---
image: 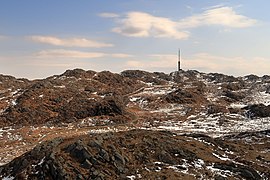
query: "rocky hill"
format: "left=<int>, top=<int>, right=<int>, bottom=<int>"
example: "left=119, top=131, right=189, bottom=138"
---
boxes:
left=0, top=69, right=270, bottom=179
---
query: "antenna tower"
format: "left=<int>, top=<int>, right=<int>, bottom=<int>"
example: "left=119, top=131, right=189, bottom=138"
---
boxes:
left=178, top=49, right=181, bottom=71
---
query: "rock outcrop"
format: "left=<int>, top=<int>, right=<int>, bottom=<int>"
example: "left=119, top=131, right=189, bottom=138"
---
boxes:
left=1, top=130, right=268, bottom=179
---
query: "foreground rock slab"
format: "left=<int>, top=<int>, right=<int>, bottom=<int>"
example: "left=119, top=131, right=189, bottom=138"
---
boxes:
left=0, top=129, right=269, bottom=179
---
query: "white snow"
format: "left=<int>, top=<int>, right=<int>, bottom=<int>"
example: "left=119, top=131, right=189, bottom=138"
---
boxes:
left=230, top=103, right=247, bottom=109
left=2, top=176, right=15, bottom=180
left=10, top=89, right=20, bottom=96
left=194, top=159, right=205, bottom=168
left=252, top=91, right=270, bottom=106
left=206, top=164, right=233, bottom=178
left=150, top=104, right=185, bottom=115
left=0, top=127, right=15, bottom=138
left=126, top=175, right=136, bottom=180
left=137, top=85, right=175, bottom=96
left=212, top=153, right=231, bottom=161
left=167, top=159, right=190, bottom=174
left=11, top=99, right=17, bottom=106
left=155, top=166, right=162, bottom=172
left=80, top=118, right=112, bottom=127
left=187, top=115, right=197, bottom=119
left=168, top=165, right=182, bottom=172
left=38, top=157, right=45, bottom=165
left=152, top=113, right=270, bottom=137
left=130, top=97, right=141, bottom=102
left=54, top=85, right=65, bottom=88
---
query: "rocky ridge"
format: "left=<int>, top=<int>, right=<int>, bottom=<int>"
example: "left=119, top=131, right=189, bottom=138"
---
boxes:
left=1, top=129, right=269, bottom=179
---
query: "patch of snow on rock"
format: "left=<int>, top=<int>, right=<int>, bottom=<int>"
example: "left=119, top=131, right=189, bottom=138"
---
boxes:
left=206, top=164, right=233, bottom=178
left=11, top=100, right=17, bottom=106
left=252, top=91, right=270, bottom=106
left=212, top=153, right=231, bottom=161
left=130, top=97, right=141, bottom=102
left=54, top=85, right=65, bottom=88
left=126, top=175, right=136, bottom=180
left=2, top=176, right=15, bottom=180
left=230, top=103, right=247, bottom=109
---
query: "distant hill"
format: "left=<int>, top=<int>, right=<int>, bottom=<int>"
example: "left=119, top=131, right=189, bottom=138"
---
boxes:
left=1, top=69, right=270, bottom=127
left=0, top=69, right=269, bottom=179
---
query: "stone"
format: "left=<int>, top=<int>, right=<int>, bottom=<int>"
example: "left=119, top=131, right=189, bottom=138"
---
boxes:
left=157, top=150, right=175, bottom=164
left=82, top=159, right=92, bottom=169
left=99, top=149, right=110, bottom=162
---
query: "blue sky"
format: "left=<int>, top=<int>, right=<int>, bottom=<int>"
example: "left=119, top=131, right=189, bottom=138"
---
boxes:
left=0, top=0, right=269, bottom=79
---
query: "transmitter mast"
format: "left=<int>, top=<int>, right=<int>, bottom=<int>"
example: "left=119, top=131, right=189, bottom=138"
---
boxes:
left=178, top=49, right=181, bottom=71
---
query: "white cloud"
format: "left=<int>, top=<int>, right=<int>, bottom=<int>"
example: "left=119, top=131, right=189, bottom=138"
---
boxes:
left=179, top=6, right=257, bottom=29
left=110, top=53, right=133, bottom=58
left=99, top=13, right=119, bottom=18
left=35, top=49, right=105, bottom=59
left=106, top=6, right=257, bottom=39
left=202, top=4, right=225, bottom=10
left=34, top=49, right=133, bottom=59
left=30, top=36, right=114, bottom=48
left=112, top=12, right=190, bottom=39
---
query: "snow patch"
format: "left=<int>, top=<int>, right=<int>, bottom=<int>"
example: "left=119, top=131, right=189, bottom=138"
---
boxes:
left=252, top=91, right=270, bottom=106
left=126, top=175, right=136, bottom=180
left=194, top=159, right=205, bottom=168
left=130, top=97, right=141, bottom=102
left=212, top=153, right=231, bottom=161
left=10, top=89, right=20, bottom=96
left=206, top=164, right=233, bottom=178
left=11, top=100, right=17, bottom=106
left=54, top=85, right=65, bottom=88
left=230, top=103, right=247, bottom=109
left=2, top=176, right=15, bottom=180
left=38, top=157, right=45, bottom=165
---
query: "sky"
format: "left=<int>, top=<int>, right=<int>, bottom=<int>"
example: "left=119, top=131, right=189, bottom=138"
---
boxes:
left=0, top=0, right=270, bottom=79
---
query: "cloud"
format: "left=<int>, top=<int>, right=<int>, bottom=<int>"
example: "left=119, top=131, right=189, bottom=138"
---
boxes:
left=30, top=36, right=114, bottom=48
left=110, top=53, right=133, bottom=58
left=105, top=6, right=257, bottom=39
left=202, top=4, right=225, bottom=10
left=34, top=49, right=133, bottom=59
left=35, top=49, right=105, bottom=59
left=179, top=6, right=257, bottom=29
left=112, top=12, right=189, bottom=39
left=99, top=13, right=119, bottom=18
